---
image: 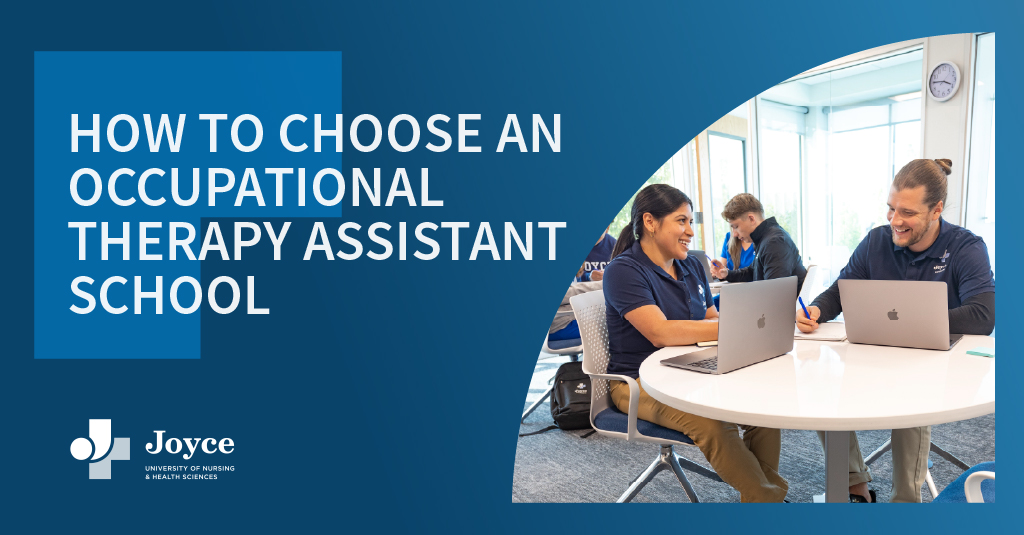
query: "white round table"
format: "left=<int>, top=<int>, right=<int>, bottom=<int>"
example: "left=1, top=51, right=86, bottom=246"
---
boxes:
left=639, top=335, right=995, bottom=502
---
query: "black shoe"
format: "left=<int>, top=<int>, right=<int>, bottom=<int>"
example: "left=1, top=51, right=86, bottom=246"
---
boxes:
left=849, top=490, right=877, bottom=503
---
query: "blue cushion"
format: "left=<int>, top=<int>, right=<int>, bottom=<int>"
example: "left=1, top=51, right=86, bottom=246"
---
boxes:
left=933, top=461, right=995, bottom=503
left=547, top=337, right=582, bottom=351
left=594, top=407, right=695, bottom=445
left=548, top=320, right=580, bottom=341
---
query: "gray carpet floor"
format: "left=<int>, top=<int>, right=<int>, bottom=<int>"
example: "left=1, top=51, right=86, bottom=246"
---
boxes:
left=513, top=353, right=995, bottom=503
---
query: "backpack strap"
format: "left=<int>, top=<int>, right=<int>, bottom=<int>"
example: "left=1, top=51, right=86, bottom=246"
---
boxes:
left=518, top=425, right=559, bottom=437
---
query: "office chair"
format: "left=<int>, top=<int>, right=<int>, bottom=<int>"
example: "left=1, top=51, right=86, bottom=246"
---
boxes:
left=570, top=290, right=723, bottom=503
left=932, top=461, right=995, bottom=503
left=864, top=438, right=971, bottom=498
left=521, top=333, right=583, bottom=424
left=687, top=250, right=713, bottom=281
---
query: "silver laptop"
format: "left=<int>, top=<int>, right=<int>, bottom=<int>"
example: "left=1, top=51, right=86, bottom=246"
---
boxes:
left=661, top=276, right=797, bottom=374
left=687, top=250, right=714, bottom=281
left=839, top=280, right=962, bottom=350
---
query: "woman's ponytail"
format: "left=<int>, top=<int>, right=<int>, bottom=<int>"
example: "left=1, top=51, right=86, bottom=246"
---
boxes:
left=611, top=217, right=638, bottom=258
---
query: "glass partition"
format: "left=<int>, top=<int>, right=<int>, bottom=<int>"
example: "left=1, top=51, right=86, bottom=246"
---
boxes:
left=965, top=33, right=995, bottom=273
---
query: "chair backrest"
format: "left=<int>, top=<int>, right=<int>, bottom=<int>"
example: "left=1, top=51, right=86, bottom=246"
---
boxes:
left=965, top=470, right=995, bottom=503
left=687, top=250, right=713, bottom=281
left=797, top=264, right=824, bottom=312
left=933, top=461, right=995, bottom=503
left=569, top=290, right=614, bottom=421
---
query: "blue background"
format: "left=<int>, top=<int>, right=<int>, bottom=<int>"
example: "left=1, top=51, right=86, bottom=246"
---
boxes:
left=0, top=0, right=1015, bottom=532
left=34, top=52, right=342, bottom=358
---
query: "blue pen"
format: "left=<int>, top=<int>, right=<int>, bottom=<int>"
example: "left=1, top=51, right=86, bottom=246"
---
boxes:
left=798, top=296, right=811, bottom=319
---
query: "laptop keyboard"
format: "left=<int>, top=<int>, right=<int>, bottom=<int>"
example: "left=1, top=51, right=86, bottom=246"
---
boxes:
left=688, top=356, right=718, bottom=371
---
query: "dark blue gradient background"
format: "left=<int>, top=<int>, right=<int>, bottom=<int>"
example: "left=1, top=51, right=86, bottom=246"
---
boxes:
left=0, top=1, right=1017, bottom=532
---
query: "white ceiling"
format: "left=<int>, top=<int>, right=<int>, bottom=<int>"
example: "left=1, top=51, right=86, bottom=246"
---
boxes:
left=762, top=49, right=924, bottom=107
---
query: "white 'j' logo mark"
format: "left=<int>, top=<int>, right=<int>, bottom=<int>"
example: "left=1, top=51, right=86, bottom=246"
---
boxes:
left=70, top=419, right=130, bottom=479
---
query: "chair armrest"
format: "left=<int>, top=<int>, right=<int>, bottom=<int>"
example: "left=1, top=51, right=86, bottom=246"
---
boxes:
left=588, top=373, right=642, bottom=441
left=965, top=471, right=995, bottom=503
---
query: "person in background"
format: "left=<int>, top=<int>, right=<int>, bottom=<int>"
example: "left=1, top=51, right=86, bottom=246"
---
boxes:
left=797, top=158, right=995, bottom=503
left=709, top=193, right=807, bottom=291
left=603, top=184, right=787, bottom=502
left=577, top=227, right=616, bottom=282
left=550, top=228, right=618, bottom=341
left=712, top=230, right=756, bottom=309
left=717, top=231, right=755, bottom=272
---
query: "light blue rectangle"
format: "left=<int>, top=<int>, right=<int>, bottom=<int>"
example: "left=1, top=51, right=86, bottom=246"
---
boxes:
left=34, top=52, right=342, bottom=358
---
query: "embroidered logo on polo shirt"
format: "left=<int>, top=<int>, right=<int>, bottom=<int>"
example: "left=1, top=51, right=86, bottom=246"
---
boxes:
left=932, top=249, right=950, bottom=274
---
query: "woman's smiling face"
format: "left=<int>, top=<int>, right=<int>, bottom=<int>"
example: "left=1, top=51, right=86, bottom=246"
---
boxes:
left=647, top=202, right=695, bottom=260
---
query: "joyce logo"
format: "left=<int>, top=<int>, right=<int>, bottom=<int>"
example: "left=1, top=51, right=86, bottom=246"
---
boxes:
left=888, top=309, right=899, bottom=320
left=146, top=430, right=235, bottom=459
left=757, top=314, right=766, bottom=329
left=70, top=419, right=130, bottom=479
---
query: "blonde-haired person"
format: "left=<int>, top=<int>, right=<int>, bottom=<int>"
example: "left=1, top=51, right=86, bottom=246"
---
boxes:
left=604, top=184, right=787, bottom=502
left=712, top=231, right=755, bottom=309
left=720, top=230, right=755, bottom=272
left=709, top=193, right=807, bottom=291
left=797, top=159, right=995, bottom=502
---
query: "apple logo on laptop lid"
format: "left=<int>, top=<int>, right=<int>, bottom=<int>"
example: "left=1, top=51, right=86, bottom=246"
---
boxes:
left=888, top=309, right=899, bottom=320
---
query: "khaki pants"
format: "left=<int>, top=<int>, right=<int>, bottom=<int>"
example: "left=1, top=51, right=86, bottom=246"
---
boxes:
left=611, top=381, right=788, bottom=502
left=815, top=427, right=930, bottom=503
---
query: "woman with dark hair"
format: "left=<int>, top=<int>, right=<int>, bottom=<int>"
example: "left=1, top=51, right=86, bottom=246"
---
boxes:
left=604, top=183, right=788, bottom=502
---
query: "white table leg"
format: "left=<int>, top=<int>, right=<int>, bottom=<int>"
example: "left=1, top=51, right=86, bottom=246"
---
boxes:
left=824, top=430, right=849, bottom=503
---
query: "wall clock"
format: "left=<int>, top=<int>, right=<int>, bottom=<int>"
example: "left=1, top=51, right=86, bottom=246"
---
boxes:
left=928, top=62, right=961, bottom=102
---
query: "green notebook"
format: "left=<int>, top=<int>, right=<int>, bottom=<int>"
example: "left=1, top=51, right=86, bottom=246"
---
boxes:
left=966, top=347, right=995, bottom=358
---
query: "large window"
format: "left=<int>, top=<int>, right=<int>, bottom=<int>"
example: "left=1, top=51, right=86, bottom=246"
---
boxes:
left=757, top=48, right=923, bottom=280
left=965, top=33, right=995, bottom=273
left=828, top=98, right=922, bottom=254
left=707, top=133, right=747, bottom=252
left=757, top=101, right=806, bottom=249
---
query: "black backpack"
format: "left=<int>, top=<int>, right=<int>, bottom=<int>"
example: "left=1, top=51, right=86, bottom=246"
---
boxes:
left=520, top=361, right=593, bottom=436
left=549, top=361, right=593, bottom=430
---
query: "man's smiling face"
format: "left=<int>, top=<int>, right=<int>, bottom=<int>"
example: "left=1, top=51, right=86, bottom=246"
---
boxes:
left=886, top=185, right=942, bottom=250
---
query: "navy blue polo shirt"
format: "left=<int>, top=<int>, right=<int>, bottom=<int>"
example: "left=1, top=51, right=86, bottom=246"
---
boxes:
left=577, top=233, right=617, bottom=282
left=604, top=241, right=714, bottom=379
left=836, top=219, right=995, bottom=308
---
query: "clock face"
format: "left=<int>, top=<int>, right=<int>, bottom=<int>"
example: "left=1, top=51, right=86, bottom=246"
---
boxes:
left=929, top=62, right=959, bottom=101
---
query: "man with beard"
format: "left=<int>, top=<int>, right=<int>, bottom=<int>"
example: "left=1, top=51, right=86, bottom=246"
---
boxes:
left=797, top=158, right=995, bottom=502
